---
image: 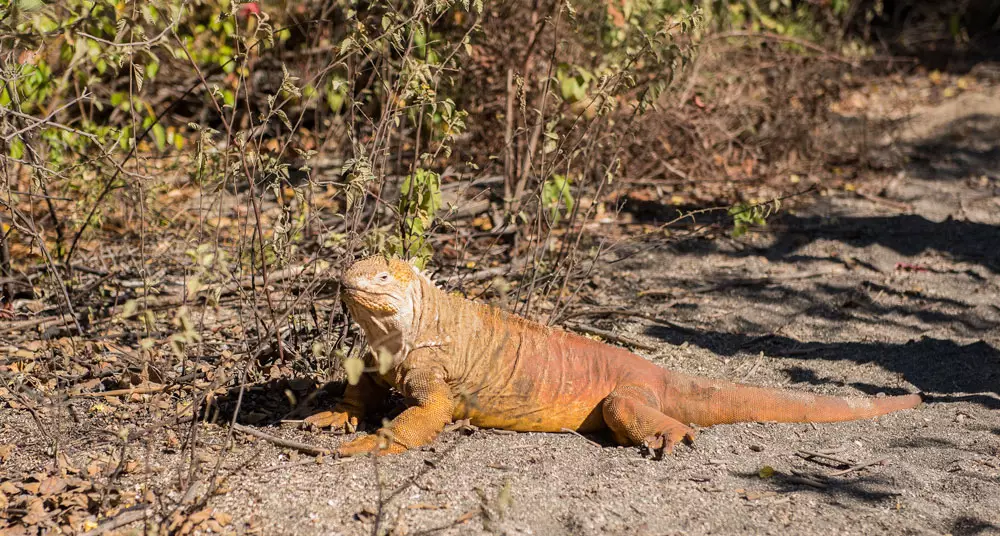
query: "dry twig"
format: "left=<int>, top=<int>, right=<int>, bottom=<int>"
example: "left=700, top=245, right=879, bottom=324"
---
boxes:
left=71, top=384, right=181, bottom=398
left=785, top=474, right=828, bottom=489
left=231, top=423, right=332, bottom=456
left=796, top=449, right=853, bottom=467
left=829, top=457, right=889, bottom=476
left=559, top=428, right=603, bottom=449
left=80, top=507, right=152, bottom=536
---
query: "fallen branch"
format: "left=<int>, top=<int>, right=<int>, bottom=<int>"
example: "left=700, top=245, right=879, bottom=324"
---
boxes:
left=70, top=371, right=204, bottom=398
left=560, top=428, right=603, bottom=449
left=129, top=414, right=197, bottom=441
left=81, top=507, right=152, bottom=536
left=829, top=456, right=888, bottom=477
left=853, top=190, right=912, bottom=212
left=231, top=423, right=332, bottom=456
left=71, top=384, right=179, bottom=398
left=0, top=315, right=66, bottom=333
left=785, top=474, right=828, bottom=489
left=796, top=449, right=853, bottom=467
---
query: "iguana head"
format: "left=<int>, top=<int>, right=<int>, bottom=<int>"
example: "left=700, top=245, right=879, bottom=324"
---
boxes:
left=340, top=256, right=419, bottom=316
left=341, top=256, right=427, bottom=354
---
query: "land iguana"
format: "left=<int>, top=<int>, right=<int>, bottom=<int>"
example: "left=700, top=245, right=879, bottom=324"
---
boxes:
left=306, top=256, right=921, bottom=457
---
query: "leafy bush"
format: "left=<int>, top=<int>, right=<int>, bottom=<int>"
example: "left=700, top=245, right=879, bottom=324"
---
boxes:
left=0, top=0, right=859, bottom=321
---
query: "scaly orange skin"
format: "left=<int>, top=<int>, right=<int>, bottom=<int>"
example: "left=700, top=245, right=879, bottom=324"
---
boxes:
left=308, top=257, right=922, bottom=457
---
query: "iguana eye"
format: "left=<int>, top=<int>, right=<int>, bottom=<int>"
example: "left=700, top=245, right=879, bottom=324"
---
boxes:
left=376, top=272, right=391, bottom=282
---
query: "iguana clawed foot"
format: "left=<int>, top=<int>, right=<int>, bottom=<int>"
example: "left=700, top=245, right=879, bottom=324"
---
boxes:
left=337, top=429, right=406, bottom=457
left=641, top=427, right=697, bottom=459
left=302, top=410, right=404, bottom=456
left=302, top=410, right=357, bottom=432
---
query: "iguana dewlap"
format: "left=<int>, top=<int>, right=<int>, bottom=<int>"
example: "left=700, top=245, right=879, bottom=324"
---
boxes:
left=307, top=257, right=921, bottom=457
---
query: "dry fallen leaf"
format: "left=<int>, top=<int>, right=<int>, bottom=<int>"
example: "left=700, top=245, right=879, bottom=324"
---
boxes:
left=21, top=497, right=48, bottom=525
left=455, top=510, right=477, bottom=524
left=59, top=493, right=89, bottom=509
left=212, top=510, right=233, bottom=526
left=1, top=520, right=32, bottom=535
left=187, top=508, right=214, bottom=525
left=38, top=476, right=68, bottom=496
left=354, top=506, right=377, bottom=522
left=86, top=461, right=102, bottom=477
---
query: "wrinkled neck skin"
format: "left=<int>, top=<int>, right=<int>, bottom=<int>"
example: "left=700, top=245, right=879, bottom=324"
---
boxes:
left=346, top=271, right=441, bottom=366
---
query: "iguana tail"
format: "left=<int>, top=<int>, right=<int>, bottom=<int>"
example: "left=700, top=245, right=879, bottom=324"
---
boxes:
left=663, top=372, right=922, bottom=426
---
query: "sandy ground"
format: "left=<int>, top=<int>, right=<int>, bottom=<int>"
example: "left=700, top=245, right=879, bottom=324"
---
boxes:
left=3, top=88, right=999, bottom=536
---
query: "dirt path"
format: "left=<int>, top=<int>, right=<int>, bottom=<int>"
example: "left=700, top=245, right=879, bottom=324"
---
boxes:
left=3, top=88, right=999, bottom=536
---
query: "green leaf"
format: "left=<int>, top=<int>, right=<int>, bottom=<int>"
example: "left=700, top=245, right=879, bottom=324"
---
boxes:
left=339, top=37, right=354, bottom=56
left=9, top=138, right=24, bottom=160
left=152, top=123, right=166, bottom=151
left=556, top=63, right=591, bottom=103
left=17, top=0, right=45, bottom=11
left=119, top=126, right=132, bottom=150
left=541, top=174, right=574, bottom=223
left=326, top=89, right=344, bottom=113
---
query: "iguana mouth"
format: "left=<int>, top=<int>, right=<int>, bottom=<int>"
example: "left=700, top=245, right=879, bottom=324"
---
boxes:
left=341, top=285, right=394, bottom=297
left=340, top=288, right=366, bottom=303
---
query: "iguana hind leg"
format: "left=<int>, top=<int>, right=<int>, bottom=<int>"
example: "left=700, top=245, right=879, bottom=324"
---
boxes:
left=602, top=385, right=696, bottom=459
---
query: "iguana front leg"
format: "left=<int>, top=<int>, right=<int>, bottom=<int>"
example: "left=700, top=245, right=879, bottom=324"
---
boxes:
left=304, top=372, right=388, bottom=432
left=338, top=367, right=455, bottom=456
